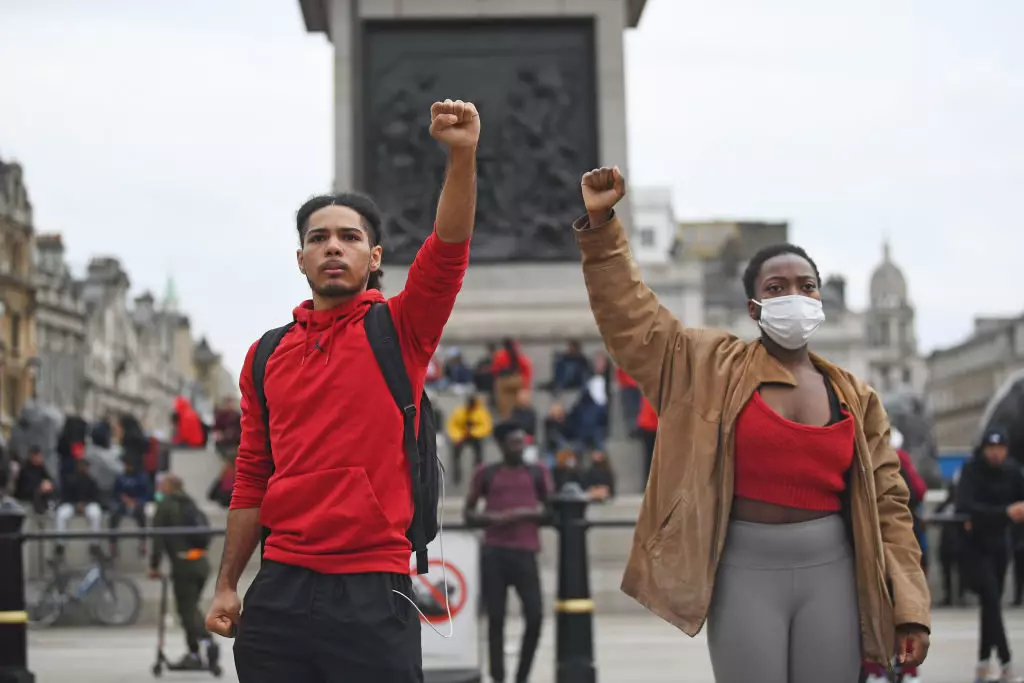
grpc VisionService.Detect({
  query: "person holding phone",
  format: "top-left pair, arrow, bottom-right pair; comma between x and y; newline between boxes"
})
574,166 -> 930,683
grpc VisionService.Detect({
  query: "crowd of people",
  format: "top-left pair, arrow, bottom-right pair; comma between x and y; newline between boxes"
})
433,337 -> 660,504
0,395 -> 242,561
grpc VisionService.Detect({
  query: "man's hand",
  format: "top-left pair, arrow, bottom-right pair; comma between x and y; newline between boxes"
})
205,588 -> 242,638
895,624 -> 930,667
147,568 -> 161,580
40,480 -> 53,494
429,99 -> 480,150
581,166 -> 627,219
1008,501 -> 1024,523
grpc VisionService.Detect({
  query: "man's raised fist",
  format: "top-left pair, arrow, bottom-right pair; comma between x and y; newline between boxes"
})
430,99 -> 481,150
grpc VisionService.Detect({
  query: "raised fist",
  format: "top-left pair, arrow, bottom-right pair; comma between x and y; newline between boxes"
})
581,166 -> 626,214
430,99 -> 481,149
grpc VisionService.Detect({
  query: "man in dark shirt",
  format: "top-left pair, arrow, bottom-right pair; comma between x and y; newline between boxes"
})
464,422 -> 551,683
14,445 -> 55,514
149,474 -> 218,671
109,459 -> 152,557
54,457 -> 102,557
957,427 -> 1024,682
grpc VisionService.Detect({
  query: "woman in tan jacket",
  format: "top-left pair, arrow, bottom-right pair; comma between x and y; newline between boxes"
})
574,167 -> 931,683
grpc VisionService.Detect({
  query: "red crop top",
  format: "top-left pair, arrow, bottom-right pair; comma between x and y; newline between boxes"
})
733,387 -> 855,512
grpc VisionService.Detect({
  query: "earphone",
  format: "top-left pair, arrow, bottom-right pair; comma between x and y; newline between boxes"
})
390,460 -> 455,639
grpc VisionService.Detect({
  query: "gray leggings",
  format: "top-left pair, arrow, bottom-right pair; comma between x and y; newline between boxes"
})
707,516 -> 861,683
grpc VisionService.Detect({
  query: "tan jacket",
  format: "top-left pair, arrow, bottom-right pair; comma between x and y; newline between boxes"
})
575,213 -> 930,665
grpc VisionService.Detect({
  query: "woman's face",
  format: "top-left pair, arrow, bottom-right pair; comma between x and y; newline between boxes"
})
747,253 -> 821,322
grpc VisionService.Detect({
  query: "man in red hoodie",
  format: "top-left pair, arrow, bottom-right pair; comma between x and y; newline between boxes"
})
204,99 -> 480,683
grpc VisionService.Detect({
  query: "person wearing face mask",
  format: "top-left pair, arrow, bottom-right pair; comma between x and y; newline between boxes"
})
463,422 -> 552,683
573,166 -> 930,683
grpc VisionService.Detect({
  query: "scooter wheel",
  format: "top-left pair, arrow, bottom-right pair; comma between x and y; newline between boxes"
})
152,663 -> 163,677
210,664 -> 223,677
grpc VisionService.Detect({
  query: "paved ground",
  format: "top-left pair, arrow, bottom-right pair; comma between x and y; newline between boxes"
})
24,607 -> 1024,682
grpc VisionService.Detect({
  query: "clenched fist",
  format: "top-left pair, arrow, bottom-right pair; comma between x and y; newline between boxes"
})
581,166 -> 626,216
205,588 -> 241,638
430,99 -> 480,149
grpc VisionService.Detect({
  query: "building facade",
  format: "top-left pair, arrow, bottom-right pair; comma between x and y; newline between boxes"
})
864,242 -> 926,395
0,159 -> 38,430
34,234 -> 88,413
79,257 -> 150,420
926,315 -> 1024,451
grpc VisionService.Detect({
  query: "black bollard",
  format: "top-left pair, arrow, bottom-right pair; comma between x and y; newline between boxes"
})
553,483 -> 596,683
0,502 -> 34,683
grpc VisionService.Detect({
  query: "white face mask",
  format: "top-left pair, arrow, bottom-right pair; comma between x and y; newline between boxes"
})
752,294 -> 825,350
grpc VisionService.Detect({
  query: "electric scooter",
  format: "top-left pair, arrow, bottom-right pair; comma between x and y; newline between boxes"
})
151,575 -> 222,678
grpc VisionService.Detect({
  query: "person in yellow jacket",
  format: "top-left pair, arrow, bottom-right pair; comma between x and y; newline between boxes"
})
447,394 -> 493,485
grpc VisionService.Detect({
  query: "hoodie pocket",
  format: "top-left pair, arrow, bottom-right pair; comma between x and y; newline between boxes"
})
261,467 -> 396,555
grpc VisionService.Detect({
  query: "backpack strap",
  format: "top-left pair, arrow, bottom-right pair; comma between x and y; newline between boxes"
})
251,322 -> 295,558
365,302 -> 428,574
480,463 -> 501,497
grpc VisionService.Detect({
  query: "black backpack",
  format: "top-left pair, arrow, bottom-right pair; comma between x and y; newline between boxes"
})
251,302 -> 441,575
179,496 -> 212,550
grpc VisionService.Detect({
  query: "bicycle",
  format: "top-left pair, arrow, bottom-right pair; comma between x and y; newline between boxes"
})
28,547 -> 142,628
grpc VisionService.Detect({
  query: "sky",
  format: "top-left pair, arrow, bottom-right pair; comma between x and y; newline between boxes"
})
1,0 -> 1022,379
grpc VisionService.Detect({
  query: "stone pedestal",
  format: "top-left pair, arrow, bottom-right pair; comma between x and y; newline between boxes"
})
297,0 -> 651,341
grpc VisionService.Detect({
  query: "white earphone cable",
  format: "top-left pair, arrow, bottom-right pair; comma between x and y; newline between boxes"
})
392,458 -> 454,639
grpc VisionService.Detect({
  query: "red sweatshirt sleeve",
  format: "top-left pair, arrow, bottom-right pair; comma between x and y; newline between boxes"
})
230,340 -> 275,509
390,227 -> 470,365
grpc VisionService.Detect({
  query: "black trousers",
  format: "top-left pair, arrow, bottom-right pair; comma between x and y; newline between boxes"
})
451,438 -> 483,485
481,546 -> 542,683
234,560 -> 422,683
172,558 -> 211,653
964,547 -> 1011,664
940,553 -> 965,605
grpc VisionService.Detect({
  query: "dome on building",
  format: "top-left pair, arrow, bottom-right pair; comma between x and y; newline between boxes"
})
869,241 -> 908,307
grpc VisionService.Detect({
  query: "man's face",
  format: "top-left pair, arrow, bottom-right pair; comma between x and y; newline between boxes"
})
296,205 -> 382,298
501,431 -> 527,459
984,443 -> 1009,467
29,451 -> 43,466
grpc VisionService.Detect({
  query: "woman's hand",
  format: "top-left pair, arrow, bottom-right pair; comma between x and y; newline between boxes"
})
581,167 -> 626,225
895,623 -> 930,667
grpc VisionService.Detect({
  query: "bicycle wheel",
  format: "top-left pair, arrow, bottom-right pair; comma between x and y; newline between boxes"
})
28,583 -> 64,629
88,575 -> 142,626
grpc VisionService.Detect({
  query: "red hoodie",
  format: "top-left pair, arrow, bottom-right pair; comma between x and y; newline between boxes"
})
231,230 -> 470,575
491,344 -> 533,388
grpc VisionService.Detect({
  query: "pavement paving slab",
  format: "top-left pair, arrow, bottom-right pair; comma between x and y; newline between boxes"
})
24,607 -> 1024,682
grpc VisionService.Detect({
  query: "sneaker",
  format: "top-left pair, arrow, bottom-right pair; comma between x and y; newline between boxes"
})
974,660 -> 991,683
205,640 -> 220,669
864,675 -> 887,683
